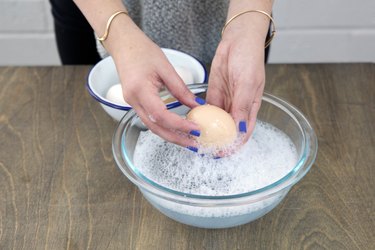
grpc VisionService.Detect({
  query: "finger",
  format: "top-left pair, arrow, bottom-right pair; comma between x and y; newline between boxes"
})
206,51 -> 228,109
239,86 -> 264,144
245,101 -> 261,138
139,88 -> 201,134
134,103 -> 198,148
230,73 -> 265,147
230,80 -> 258,131
206,69 -> 226,108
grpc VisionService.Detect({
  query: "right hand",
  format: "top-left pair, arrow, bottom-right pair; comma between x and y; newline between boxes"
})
105,17 -> 201,148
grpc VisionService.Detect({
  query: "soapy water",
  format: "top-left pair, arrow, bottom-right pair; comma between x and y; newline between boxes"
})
133,120 -> 298,196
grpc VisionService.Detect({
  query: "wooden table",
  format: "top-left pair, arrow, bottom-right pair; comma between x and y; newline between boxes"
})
0,64 -> 374,249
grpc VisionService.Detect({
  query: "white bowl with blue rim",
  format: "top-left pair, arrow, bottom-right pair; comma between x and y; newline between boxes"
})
87,48 -> 207,121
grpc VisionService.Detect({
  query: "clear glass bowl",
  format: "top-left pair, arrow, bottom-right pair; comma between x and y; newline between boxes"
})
112,84 -> 318,229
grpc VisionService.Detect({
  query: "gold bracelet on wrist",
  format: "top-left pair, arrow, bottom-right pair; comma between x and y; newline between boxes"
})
96,10 -> 129,45
222,10 -> 276,48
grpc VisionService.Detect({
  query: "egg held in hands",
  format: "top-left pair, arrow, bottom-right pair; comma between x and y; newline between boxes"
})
187,105 -> 237,149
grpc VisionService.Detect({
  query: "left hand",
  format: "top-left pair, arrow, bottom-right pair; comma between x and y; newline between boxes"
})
206,19 -> 267,145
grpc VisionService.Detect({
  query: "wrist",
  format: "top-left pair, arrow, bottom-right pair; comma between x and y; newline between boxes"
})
222,10 -> 274,48
101,14 -> 140,58
225,0 -> 274,43
222,15 -> 269,43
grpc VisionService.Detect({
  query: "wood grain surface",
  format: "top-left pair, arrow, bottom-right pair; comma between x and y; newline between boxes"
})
0,64 -> 374,250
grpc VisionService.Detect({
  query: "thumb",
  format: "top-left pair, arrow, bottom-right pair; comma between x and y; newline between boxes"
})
231,83 -> 258,136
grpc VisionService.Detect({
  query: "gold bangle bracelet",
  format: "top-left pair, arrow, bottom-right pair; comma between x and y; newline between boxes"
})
96,10 -> 129,44
222,10 -> 276,48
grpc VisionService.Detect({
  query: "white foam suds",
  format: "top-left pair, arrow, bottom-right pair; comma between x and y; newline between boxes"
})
133,121 -> 298,196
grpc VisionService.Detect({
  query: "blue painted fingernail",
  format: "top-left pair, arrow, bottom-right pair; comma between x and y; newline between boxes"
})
186,146 -> 198,153
239,121 -> 247,133
190,130 -> 201,137
195,97 -> 206,105
213,156 -> 221,160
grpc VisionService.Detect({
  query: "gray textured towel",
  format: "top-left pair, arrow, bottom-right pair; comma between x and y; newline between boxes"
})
98,0 -> 229,65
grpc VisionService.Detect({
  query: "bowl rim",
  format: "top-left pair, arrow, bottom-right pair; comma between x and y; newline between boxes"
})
112,84 -> 318,205
86,48 -> 207,111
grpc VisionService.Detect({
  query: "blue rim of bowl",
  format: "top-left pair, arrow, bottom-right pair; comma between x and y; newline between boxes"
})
86,48 -> 208,111
86,80 -> 204,111
114,85 -> 318,202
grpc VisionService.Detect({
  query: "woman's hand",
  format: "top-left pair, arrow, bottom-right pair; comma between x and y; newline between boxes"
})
71,0 -> 202,147
207,14 -> 268,144
106,17 -> 201,148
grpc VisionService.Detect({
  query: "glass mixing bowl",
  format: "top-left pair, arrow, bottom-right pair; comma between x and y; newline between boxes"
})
112,84 -> 318,229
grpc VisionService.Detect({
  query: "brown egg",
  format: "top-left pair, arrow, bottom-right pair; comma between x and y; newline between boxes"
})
187,104 -> 237,148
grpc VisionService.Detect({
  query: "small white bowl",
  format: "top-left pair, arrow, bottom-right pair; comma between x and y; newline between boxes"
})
87,48 -> 207,121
